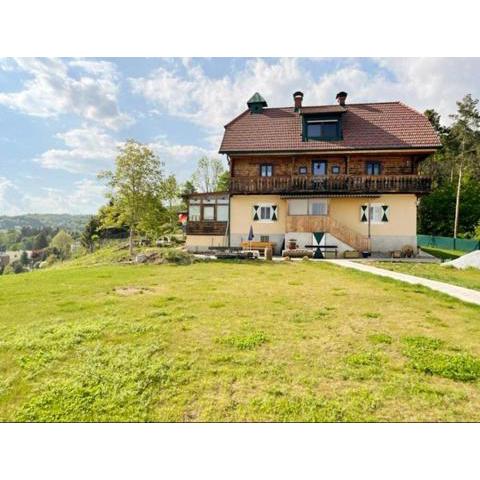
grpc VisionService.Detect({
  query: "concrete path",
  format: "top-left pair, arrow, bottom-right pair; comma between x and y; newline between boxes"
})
326,260 -> 480,307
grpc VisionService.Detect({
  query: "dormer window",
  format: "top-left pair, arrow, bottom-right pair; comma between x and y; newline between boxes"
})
303,114 -> 342,141
306,119 -> 339,140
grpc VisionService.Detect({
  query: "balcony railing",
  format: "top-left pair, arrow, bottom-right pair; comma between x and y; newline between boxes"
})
230,175 -> 431,195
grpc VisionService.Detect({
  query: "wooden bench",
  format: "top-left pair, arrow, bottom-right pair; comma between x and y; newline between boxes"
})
241,241 -> 275,256
304,244 -> 338,259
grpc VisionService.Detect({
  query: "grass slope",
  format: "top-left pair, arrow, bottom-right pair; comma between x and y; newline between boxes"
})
373,262 -> 480,292
1,260 -> 480,422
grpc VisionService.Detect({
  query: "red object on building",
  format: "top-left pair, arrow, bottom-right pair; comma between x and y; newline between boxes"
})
178,213 -> 188,225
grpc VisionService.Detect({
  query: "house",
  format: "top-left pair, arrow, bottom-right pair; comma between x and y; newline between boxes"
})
185,91 -> 441,256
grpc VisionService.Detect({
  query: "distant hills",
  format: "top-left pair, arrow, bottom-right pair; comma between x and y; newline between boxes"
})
0,214 -> 91,232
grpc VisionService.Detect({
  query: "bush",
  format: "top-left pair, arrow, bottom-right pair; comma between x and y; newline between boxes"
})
161,249 -> 193,265
3,260 -> 26,275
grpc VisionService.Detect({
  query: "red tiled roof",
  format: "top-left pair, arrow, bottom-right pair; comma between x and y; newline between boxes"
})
219,101 -> 442,154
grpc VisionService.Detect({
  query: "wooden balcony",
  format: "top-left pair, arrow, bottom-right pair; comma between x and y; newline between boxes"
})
230,175 -> 432,195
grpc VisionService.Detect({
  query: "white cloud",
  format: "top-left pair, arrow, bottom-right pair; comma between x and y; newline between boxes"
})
0,58 -> 131,130
0,176 -> 106,215
149,136 -> 219,181
35,126 -> 119,173
130,57 -> 480,144
0,176 -> 24,215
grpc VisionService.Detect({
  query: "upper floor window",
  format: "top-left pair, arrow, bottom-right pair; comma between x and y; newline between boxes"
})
331,165 -> 341,174
298,166 -> 307,175
260,164 -> 273,177
366,162 -> 382,175
306,119 -> 340,140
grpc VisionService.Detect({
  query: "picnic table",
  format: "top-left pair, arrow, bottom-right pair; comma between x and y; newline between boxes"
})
304,244 -> 338,259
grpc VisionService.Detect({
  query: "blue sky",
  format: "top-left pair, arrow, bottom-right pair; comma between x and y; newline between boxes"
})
1,57 -> 479,215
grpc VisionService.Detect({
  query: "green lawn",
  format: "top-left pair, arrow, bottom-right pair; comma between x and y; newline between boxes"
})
1,259 -> 480,422
373,262 -> 480,292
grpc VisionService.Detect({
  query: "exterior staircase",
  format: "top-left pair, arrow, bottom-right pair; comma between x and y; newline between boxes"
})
286,215 -> 370,252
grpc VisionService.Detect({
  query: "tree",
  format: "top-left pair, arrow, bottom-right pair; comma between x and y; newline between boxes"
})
449,95 -> 480,239
81,216 -> 100,252
181,180 -> 196,197
191,157 -> 225,192
50,230 -> 73,260
99,140 -> 164,255
33,231 -> 49,249
217,170 -> 230,192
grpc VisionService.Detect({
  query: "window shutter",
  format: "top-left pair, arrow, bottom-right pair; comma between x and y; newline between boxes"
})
360,205 -> 368,222
252,205 -> 260,221
271,205 -> 278,221
381,205 -> 389,222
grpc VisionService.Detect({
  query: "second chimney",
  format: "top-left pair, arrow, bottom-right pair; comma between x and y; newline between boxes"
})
336,91 -> 347,106
293,91 -> 304,111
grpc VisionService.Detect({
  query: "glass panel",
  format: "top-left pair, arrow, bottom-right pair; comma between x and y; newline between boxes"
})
217,205 -> 228,222
307,120 -> 338,139
261,164 -> 273,177
332,165 -> 340,174
288,199 -> 308,215
203,197 -> 215,204
203,206 -> 215,220
298,166 -> 307,175
367,163 -> 381,175
189,198 -> 201,204
309,200 -> 327,216
313,161 -> 326,176
189,205 -> 200,221
260,206 -> 271,220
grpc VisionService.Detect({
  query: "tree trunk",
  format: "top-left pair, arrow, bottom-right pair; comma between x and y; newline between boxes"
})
129,227 -> 134,256
453,161 -> 463,243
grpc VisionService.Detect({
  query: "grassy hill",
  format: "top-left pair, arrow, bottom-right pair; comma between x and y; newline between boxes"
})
0,214 -> 91,232
1,258 -> 480,421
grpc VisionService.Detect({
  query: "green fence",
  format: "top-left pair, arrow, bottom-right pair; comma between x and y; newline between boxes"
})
417,234 -> 480,252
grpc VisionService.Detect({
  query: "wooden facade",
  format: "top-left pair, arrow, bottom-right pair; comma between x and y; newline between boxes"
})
229,153 -> 430,195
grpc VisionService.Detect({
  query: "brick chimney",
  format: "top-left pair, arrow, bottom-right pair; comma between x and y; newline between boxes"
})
336,91 -> 347,106
293,91 -> 304,111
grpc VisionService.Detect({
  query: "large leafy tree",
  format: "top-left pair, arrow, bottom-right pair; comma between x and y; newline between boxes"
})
50,230 -> 74,260
99,140 -> 164,255
448,95 -> 480,238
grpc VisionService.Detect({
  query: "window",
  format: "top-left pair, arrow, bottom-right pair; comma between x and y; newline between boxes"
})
260,235 -> 270,242
309,200 -> 328,216
189,205 -> 200,221
360,204 -> 389,223
298,166 -> 307,175
217,205 -> 229,222
260,164 -> 273,177
366,162 -> 381,175
306,119 -> 339,140
252,204 -> 278,222
332,165 -> 340,174
203,206 -> 215,221
260,206 -> 271,220
312,160 -> 327,176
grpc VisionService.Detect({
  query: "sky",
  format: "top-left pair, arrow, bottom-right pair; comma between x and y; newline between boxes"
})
0,57 -> 479,216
